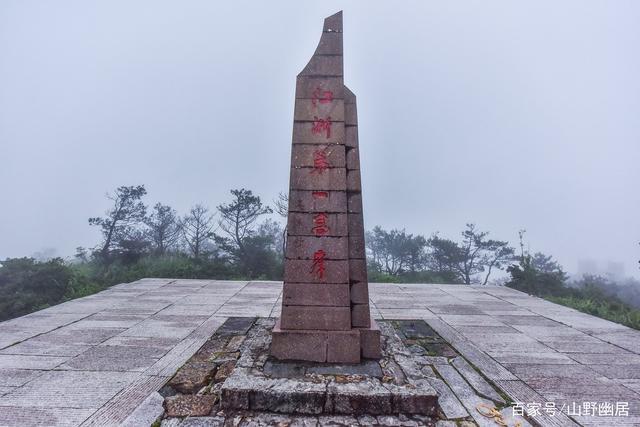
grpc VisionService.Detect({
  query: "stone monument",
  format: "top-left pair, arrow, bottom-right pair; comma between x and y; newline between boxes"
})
271,11 -> 382,363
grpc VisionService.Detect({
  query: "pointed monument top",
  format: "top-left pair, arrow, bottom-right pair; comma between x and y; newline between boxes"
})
323,11 -> 343,33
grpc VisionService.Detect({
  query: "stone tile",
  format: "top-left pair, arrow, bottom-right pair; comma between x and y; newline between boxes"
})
491,351 -> 576,365
433,364 -> 496,426
503,363 -> 602,381
120,319 -> 201,339
36,326 -> 127,345
439,315 -> 507,327
0,354 -> 67,370
0,370 -> 139,408
0,406 -> 94,427
588,364 -> 640,379
120,391 -> 164,427
568,353 -> 640,365
0,339 -> 90,357
542,338 -> 629,354
0,369 -> 47,387
451,357 -> 504,403
60,345 -> 162,372
428,304 -> 485,315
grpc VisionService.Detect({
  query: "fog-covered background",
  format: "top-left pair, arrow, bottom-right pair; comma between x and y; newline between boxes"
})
1,1 -> 638,278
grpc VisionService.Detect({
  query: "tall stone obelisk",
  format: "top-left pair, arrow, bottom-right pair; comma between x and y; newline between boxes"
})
271,11 -> 381,363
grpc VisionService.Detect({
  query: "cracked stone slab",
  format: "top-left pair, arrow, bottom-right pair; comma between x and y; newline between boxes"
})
451,357 -> 505,403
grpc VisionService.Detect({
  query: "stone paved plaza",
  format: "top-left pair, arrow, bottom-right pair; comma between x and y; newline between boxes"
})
1,279 -> 640,426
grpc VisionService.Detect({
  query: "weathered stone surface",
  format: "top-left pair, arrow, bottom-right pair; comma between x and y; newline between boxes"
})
290,167 -> 347,191
327,330 -> 360,363
349,259 -> 368,282
283,283 -> 350,307
291,144 -> 346,168
164,395 -> 217,417
350,281 -> 369,304
451,357 -> 505,403
120,391 -> 164,427
281,306 -> 351,330
168,361 -> 216,393
347,193 -> 362,213
345,125 -> 358,148
286,236 -> 349,260
284,259 -> 349,284
296,76 -> 344,99
347,169 -> 361,191
289,190 -> 347,213
360,320 -> 382,359
346,148 -> 360,171
294,99 -> 345,122
352,304 -> 372,328
299,55 -> 343,77
274,12 -> 379,363
348,233 -> 365,260
287,213 -> 348,237
271,324 -> 327,362
292,121 -> 345,144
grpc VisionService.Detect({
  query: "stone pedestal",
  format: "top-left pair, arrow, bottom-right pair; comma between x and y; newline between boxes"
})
272,11 -> 381,363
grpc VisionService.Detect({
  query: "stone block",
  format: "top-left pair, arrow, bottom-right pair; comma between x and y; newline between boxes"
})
291,144 -> 345,168
294,99 -> 345,122
349,259 -> 368,283
289,167 -> 346,191
327,330 -> 361,363
299,55 -> 343,77
347,193 -> 362,213
283,283 -> 350,307
280,306 -> 351,330
352,304 -> 372,328
285,236 -> 348,260
250,379 -> 327,414
346,147 -> 360,170
350,281 -> 369,304
287,213 -> 348,237
292,121 -> 345,144
289,190 -> 347,213
284,259 -> 349,284
164,395 -> 217,417
345,125 -> 358,148
348,213 -> 364,234
345,102 -> 357,126
325,379 -> 392,415
314,31 -> 342,55
359,320 -> 382,359
167,361 -> 216,393
271,321 -> 327,362
323,11 -> 343,32
348,233 -> 366,259
296,76 -> 344,99
347,169 -> 362,191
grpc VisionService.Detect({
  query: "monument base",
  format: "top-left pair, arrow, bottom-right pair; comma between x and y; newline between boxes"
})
271,317 -> 381,363
220,318 -> 438,416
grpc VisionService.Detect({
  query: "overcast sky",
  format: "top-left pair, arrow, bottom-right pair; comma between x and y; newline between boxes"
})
1,1 -> 638,278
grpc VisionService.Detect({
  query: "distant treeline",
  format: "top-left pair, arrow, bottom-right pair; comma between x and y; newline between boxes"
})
1,184 -> 639,329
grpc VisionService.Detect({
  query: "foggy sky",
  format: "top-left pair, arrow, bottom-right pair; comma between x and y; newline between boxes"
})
1,1 -> 639,278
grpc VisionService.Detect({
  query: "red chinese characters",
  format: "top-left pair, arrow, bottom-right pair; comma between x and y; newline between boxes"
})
310,148 -> 330,174
311,116 -> 332,139
311,87 -> 334,107
310,249 -> 326,280
312,213 -> 329,236
312,191 -> 328,199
